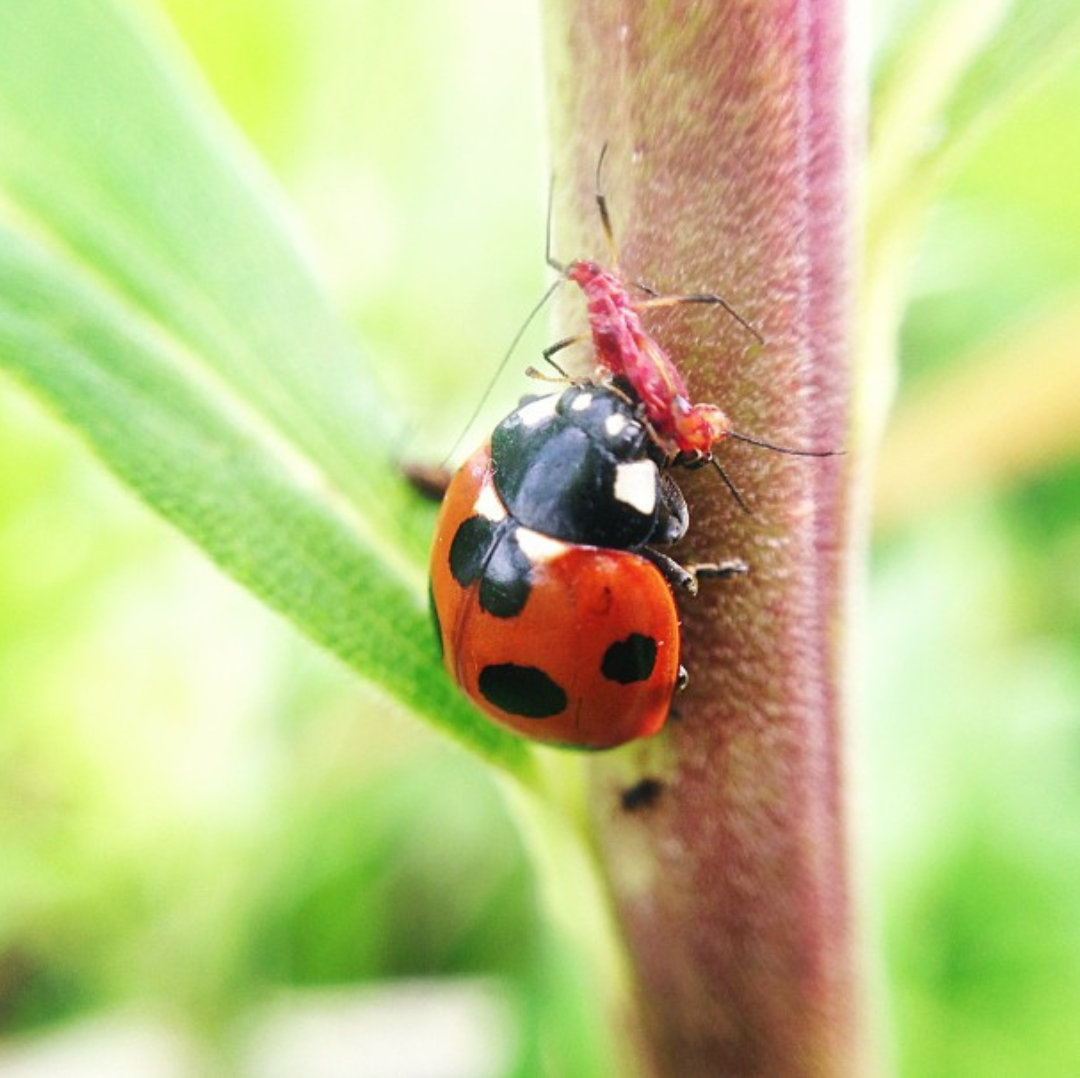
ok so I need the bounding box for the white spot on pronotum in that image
[604,413,629,438]
[515,395,560,427]
[570,392,594,411]
[473,481,506,522]
[613,460,657,516]
[515,527,567,565]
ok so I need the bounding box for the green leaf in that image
[0,0,532,774]
[871,0,1080,232]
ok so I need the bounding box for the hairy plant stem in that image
[540,2,865,1074]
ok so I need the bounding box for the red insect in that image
[448,148,837,506]
[429,384,745,748]
[541,148,837,499]
[540,147,763,464]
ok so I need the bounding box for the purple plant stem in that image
[541,2,864,1074]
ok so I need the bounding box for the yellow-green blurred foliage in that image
[869,21,1080,1077]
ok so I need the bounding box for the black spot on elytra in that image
[449,517,534,619]
[448,516,497,587]
[601,633,658,685]
[621,777,664,812]
[476,527,534,618]
[478,663,567,719]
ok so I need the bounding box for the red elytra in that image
[429,444,683,749]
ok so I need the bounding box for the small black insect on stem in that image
[621,776,665,812]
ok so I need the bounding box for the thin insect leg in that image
[524,366,571,385]
[632,286,764,344]
[710,458,753,515]
[640,548,748,596]
[688,558,748,583]
[640,547,699,594]
[541,332,589,377]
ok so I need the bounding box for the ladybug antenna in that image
[711,458,752,515]
[728,431,843,458]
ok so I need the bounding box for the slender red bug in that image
[541,147,763,465]
[541,146,838,496]
[448,147,839,502]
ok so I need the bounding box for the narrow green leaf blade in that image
[0,0,531,771]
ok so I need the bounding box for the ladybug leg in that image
[539,333,589,378]
[642,548,748,596]
[641,547,698,593]
[690,558,749,583]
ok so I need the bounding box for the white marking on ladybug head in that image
[515,395,560,428]
[473,481,507,522]
[604,413,629,438]
[570,391,594,411]
[515,526,567,565]
[613,460,657,517]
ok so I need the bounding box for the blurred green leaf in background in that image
[868,0,1080,1074]
[0,0,1079,1075]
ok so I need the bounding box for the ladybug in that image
[429,384,744,749]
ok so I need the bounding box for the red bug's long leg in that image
[524,366,571,385]
[672,455,755,515]
[710,458,753,515]
[547,146,620,271]
[632,285,764,345]
[540,332,589,378]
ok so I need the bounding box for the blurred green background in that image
[0,0,1078,1075]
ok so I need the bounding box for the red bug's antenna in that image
[545,142,618,274]
[440,175,565,466]
[707,436,844,514]
[586,144,764,346]
[593,143,620,270]
[728,431,842,457]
